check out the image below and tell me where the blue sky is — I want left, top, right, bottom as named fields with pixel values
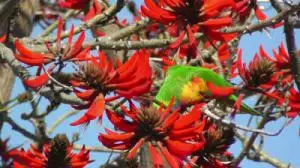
left=2, top=1, right=300, bottom=168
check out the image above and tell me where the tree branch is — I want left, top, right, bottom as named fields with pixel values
left=284, top=15, right=300, bottom=90
left=236, top=132, right=290, bottom=168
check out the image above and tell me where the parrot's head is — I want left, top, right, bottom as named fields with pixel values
left=180, top=77, right=208, bottom=105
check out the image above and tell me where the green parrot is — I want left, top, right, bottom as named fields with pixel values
left=155, top=65, right=261, bottom=115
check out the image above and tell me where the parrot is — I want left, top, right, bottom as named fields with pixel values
left=155, top=65, right=261, bottom=115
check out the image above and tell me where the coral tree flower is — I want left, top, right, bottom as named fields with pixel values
left=235, top=45, right=300, bottom=118
left=235, top=44, right=293, bottom=90
left=265, top=87, right=300, bottom=118
left=58, top=0, right=90, bottom=9
left=141, top=0, right=237, bottom=48
left=70, top=50, right=152, bottom=126
left=235, top=0, right=283, bottom=28
left=187, top=125, right=235, bottom=168
left=82, top=0, right=104, bottom=21
left=14, top=18, right=90, bottom=89
left=99, top=100, right=209, bottom=168
left=8, top=134, right=92, bottom=168
left=235, top=0, right=266, bottom=21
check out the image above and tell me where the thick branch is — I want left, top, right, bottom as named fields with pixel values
left=284, top=16, right=300, bottom=90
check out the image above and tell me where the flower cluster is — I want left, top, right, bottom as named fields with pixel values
left=141, top=0, right=237, bottom=48
left=234, top=44, right=300, bottom=118
left=235, top=43, right=293, bottom=90
left=70, top=50, right=152, bottom=125
left=99, top=99, right=235, bottom=167
left=8, top=134, right=92, bottom=168
left=15, top=18, right=90, bottom=89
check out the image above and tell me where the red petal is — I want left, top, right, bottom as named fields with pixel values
left=158, top=143, right=180, bottom=168
left=23, top=73, right=49, bottom=89
left=149, top=143, right=164, bottom=167
left=207, top=82, right=236, bottom=98
left=106, top=109, right=137, bottom=132
left=172, top=104, right=202, bottom=130
left=70, top=94, right=105, bottom=126
left=127, top=138, right=145, bottom=160
left=165, top=139, right=205, bottom=158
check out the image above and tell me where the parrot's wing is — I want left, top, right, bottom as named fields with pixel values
left=155, top=66, right=197, bottom=106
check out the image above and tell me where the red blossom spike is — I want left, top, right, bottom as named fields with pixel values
left=162, top=110, right=180, bottom=129
left=74, top=89, right=97, bottom=101
left=127, top=138, right=145, bottom=160
left=70, top=94, right=105, bottom=126
left=165, top=138, right=205, bottom=158
left=98, top=135, right=131, bottom=150
left=106, top=110, right=137, bottom=132
left=23, top=72, right=50, bottom=89
left=15, top=39, right=52, bottom=60
left=218, top=43, right=230, bottom=61
left=254, top=5, right=267, bottom=21
left=169, top=31, right=185, bottom=49
left=160, top=96, right=175, bottom=120
left=158, top=143, right=180, bottom=168
left=170, top=125, right=202, bottom=139
left=149, top=143, right=164, bottom=168
left=68, top=24, right=75, bottom=45
left=232, top=94, right=245, bottom=118
left=15, top=54, right=51, bottom=66
left=207, top=82, right=236, bottom=98
left=69, top=32, right=85, bottom=56
left=0, top=34, right=7, bottom=43
left=172, top=104, right=202, bottom=130
left=100, top=131, right=135, bottom=142
left=198, top=17, right=232, bottom=27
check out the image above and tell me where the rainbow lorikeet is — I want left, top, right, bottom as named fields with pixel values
left=155, top=65, right=261, bottom=115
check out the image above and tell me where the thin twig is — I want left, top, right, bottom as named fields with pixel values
left=47, top=109, right=79, bottom=134
left=235, top=132, right=290, bottom=168
left=231, top=101, right=278, bottom=166
left=203, top=101, right=285, bottom=136
left=4, top=116, right=40, bottom=141
left=222, top=6, right=300, bottom=34
left=73, top=144, right=123, bottom=153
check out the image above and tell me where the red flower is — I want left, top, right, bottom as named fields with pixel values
left=15, top=18, right=90, bottom=89
left=58, top=0, right=90, bottom=9
left=186, top=124, right=235, bottom=168
left=70, top=50, right=152, bottom=126
left=9, top=134, right=92, bottom=168
left=99, top=101, right=209, bottom=167
left=141, top=0, right=237, bottom=48
left=235, top=0, right=283, bottom=28
left=236, top=0, right=266, bottom=21
left=235, top=44, right=293, bottom=90
left=285, top=87, right=300, bottom=118
left=82, top=0, right=104, bottom=21
left=265, top=87, right=300, bottom=118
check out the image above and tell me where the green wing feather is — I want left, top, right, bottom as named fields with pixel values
left=155, top=65, right=261, bottom=115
